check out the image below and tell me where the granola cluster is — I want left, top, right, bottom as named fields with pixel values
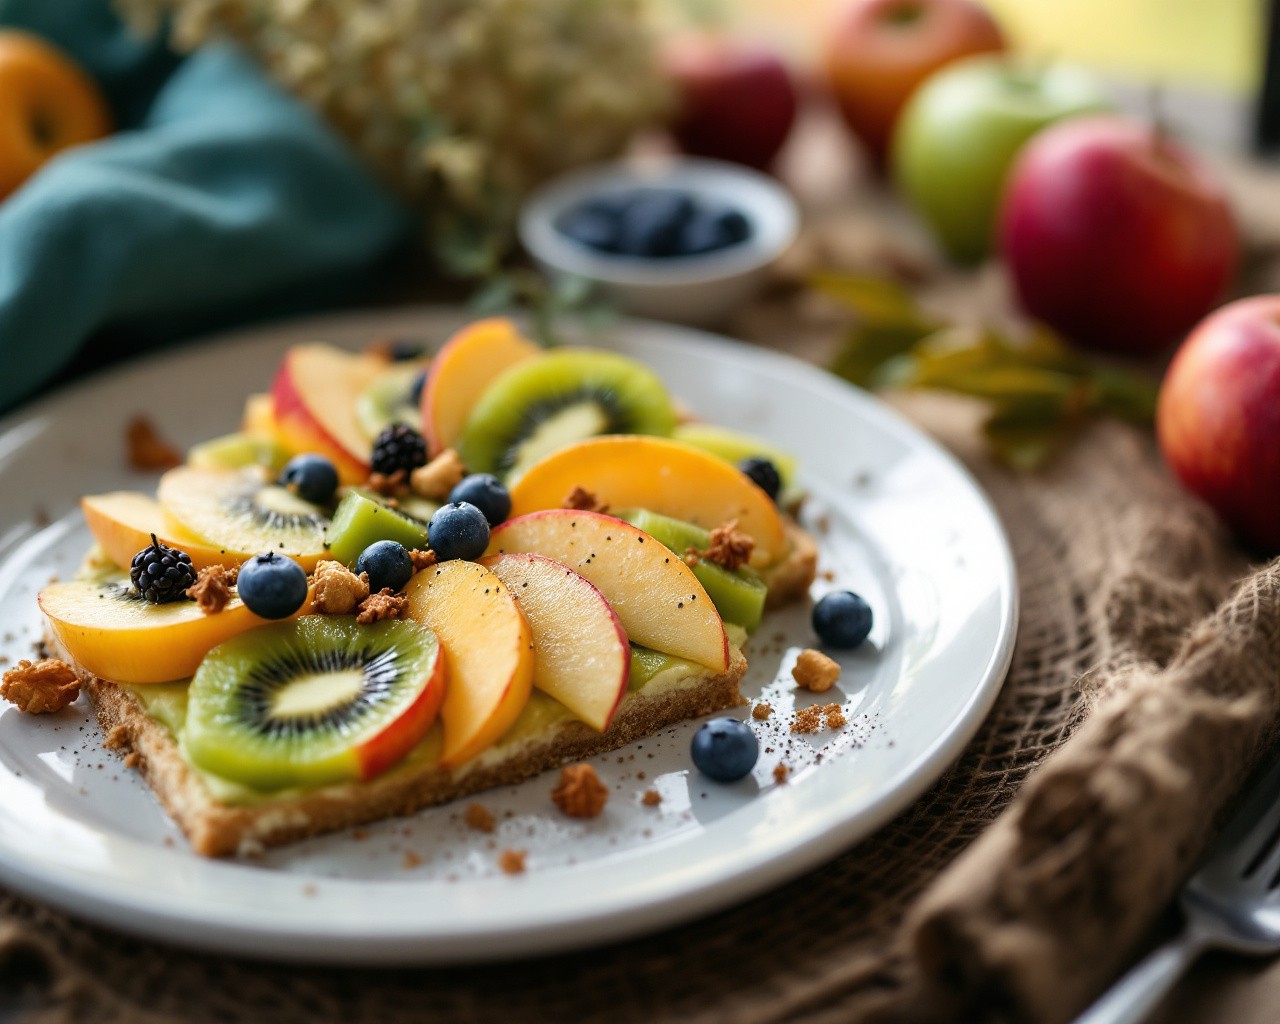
left=686, top=519, right=754, bottom=572
left=186, top=564, right=237, bottom=615
left=562, top=486, right=609, bottom=514
left=551, top=763, right=608, bottom=818
left=792, top=649, right=841, bottom=693
left=355, top=588, right=408, bottom=625
left=1, top=659, right=80, bottom=714
left=311, top=561, right=370, bottom=615
left=411, top=449, right=466, bottom=500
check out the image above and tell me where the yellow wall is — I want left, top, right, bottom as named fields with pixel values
left=732, top=0, right=1264, bottom=94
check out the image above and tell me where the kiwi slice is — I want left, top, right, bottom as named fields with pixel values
left=324, top=488, right=436, bottom=566
left=184, top=616, right=441, bottom=791
left=187, top=432, right=291, bottom=473
left=628, top=644, right=699, bottom=691
left=620, top=508, right=767, bottom=632
left=355, top=362, right=429, bottom=439
left=158, top=466, right=331, bottom=566
left=455, top=349, right=676, bottom=480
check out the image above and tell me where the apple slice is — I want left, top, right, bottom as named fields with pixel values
left=507, top=435, right=787, bottom=568
left=402, top=559, right=534, bottom=767
left=479, top=553, right=630, bottom=732
left=271, top=343, right=387, bottom=483
left=421, top=317, right=540, bottom=455
left=40, top=574, right=311, bottom=684
left=241, top=393, right=277, bottom=436
left=82, top=492, right=246, bottom=571
left=486, top=510, right=729, bottom=672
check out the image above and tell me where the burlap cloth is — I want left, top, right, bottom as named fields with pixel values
left=3, top=122, right=1279, bottom=1023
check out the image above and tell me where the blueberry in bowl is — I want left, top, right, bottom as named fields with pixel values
left=520, top=156, right=798, bottom=327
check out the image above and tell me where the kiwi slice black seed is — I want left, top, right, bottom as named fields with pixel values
left=454, top=349, right=676, bottom=480
left=184, top=616, right=441, bottom=791
left=158, top=466, right=331, bottom=561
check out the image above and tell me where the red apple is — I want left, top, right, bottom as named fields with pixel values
left=270, top=343, right=386, bottom=483
left=1157, top=296, right=1280, bottom=554
left=824, top=0, right=1005, bottom=169
left=664, top=35, right=797, bottom=171
left=1000, top=116, right=1240, bottom=355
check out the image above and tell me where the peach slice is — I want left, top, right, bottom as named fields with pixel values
left=271, top=343, right=386, bottom=483
left=241, top=393, right=277, bottom=436
left=82, top=492, right=247, bottom=571
left=479, top=553, right=630, bottom=732
left=420, top=317, right=540, bottom=455
left=507, top=435, right=787, bottom=568
left=486, top=510, right=729, bottom=672
left=39, top=576, right=311, bottom=684
left=402, top=559, right=535, bottom=767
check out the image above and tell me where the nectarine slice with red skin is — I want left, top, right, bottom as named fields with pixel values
left=486, top=510, right=730, bottom=673
left=479, top=553, right=630, bottom=732
left=420, top=317, right=540, bottom=455
left=403, top=559, right=535, bottom=767
left=82, top=491, right=247, bottom=572
left=506, top=435, right=787, bottom=568
left=39, top=578, right=313, bottom=685
left=271, top=343, right=386, bottom=484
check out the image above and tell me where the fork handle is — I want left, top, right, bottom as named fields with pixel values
left=1072, top=930, right=1205, bottom=1024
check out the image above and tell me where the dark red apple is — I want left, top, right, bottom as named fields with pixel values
left=999, top=116, right=1240, bottom=355
left=824, top=0, right=1006, bottom=169
left=664, top=36, right=797, bottom=171
left=1157, top=296, right=1280, bottom=554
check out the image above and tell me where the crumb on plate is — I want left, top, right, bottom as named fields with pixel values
left=1, top=659, right=79, bottom=714
left=552, top=763, right=608, bottom=818
left=792, top=648, right=840, bottom=692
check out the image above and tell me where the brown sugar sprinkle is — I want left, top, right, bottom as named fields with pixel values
left=355, top=588, right=408, bottom=624
left=366, top=469, right=409, bottom=497
left=752, top=703, right=773, bottom=721
left=552, top=763, right=609, bottom=818
left=464, top=802, right=497, bottom=833
left=125, top=415, right=182, bottom=471
left=410, top=449, right=466, bottom=500
left=773, top=763, right=790, bottom=785
left=791, top=703, right=846, bottom=735
left=1, top=659, right=80, bottom=714
left=641, top=789, right=662, bottom=807
left=562, top=485, right=609, bottom=514
left=186, top=564, right=236, bottom=615
left=792, top=648, right=841, bottom=693
left=402, top=851, right=423, bottom=869
left=408, top=548, right=437, bottom=573
left=498, top=849, right=527, bottom=874
left=312, top=560, right=370, bottom=615
left=688, top=519, right=754, bottom=572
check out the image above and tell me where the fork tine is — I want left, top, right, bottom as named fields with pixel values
left=1205, top=756, right=1280, bottom=875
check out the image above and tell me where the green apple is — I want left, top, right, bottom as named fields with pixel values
left=892, top=56, right=1109, bottom=264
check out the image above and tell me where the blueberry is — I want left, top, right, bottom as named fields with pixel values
left=738, top=456, right=781, bottom=502
left=236, top=552, right=309, bottom=620
left=278, top=454, right=339, bottom=505
left=389, top=338, right=426, bottom=361
left=557, top=208, right=621, bottom=253
left=812, top=591, right=873, bottom=649
left=355, top=540, right=414, bottom=593
left=616, top=189, right=696, bottom=257
left=679, top=210, right=735, bottom=255
left=715, top=208, right=751, bottom=245
left=428, top=502, right=490, bottom=562
left=448, top=474, right=511, bottom=527
left=690, top=717, right=759, bottom=782
left=409, top=369, right=427, bottom=408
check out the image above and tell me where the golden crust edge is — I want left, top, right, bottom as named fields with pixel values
left=763, top=518, right=818, bottom=610
left=76, top=646, right=748, bottom=858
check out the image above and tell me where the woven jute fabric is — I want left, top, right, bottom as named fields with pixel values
left=2, top=392, right=1274, bottom=1024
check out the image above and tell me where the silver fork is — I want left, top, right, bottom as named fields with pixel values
left=1074, top=754, right=1280, bottom=1024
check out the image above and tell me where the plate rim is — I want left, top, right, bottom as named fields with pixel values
left=0, top=306, right=1017, bottom=964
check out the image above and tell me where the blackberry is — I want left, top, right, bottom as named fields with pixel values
left=371, top=423, right=427, bottom=477
left=130, top=534, right=197, bottom=604
left=738, top=456, right=781, bottom=502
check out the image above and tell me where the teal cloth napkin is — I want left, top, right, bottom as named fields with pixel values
left=0, top=0, right=409, bottom=411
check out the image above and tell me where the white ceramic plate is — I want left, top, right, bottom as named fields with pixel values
left=0, top=308, right=1016, bottom=964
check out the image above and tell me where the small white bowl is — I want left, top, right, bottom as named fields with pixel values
left=518, top=156, right=799, bottom=328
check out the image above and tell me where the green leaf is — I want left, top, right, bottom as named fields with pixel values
left=830, top=320, right=938, bottom=388
left=810, top=272, right=938, bottom=330
left=982, top=397, right=1079, bottom=472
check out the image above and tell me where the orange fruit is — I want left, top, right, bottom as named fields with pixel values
left=0, top=31, right=111, bottom=200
